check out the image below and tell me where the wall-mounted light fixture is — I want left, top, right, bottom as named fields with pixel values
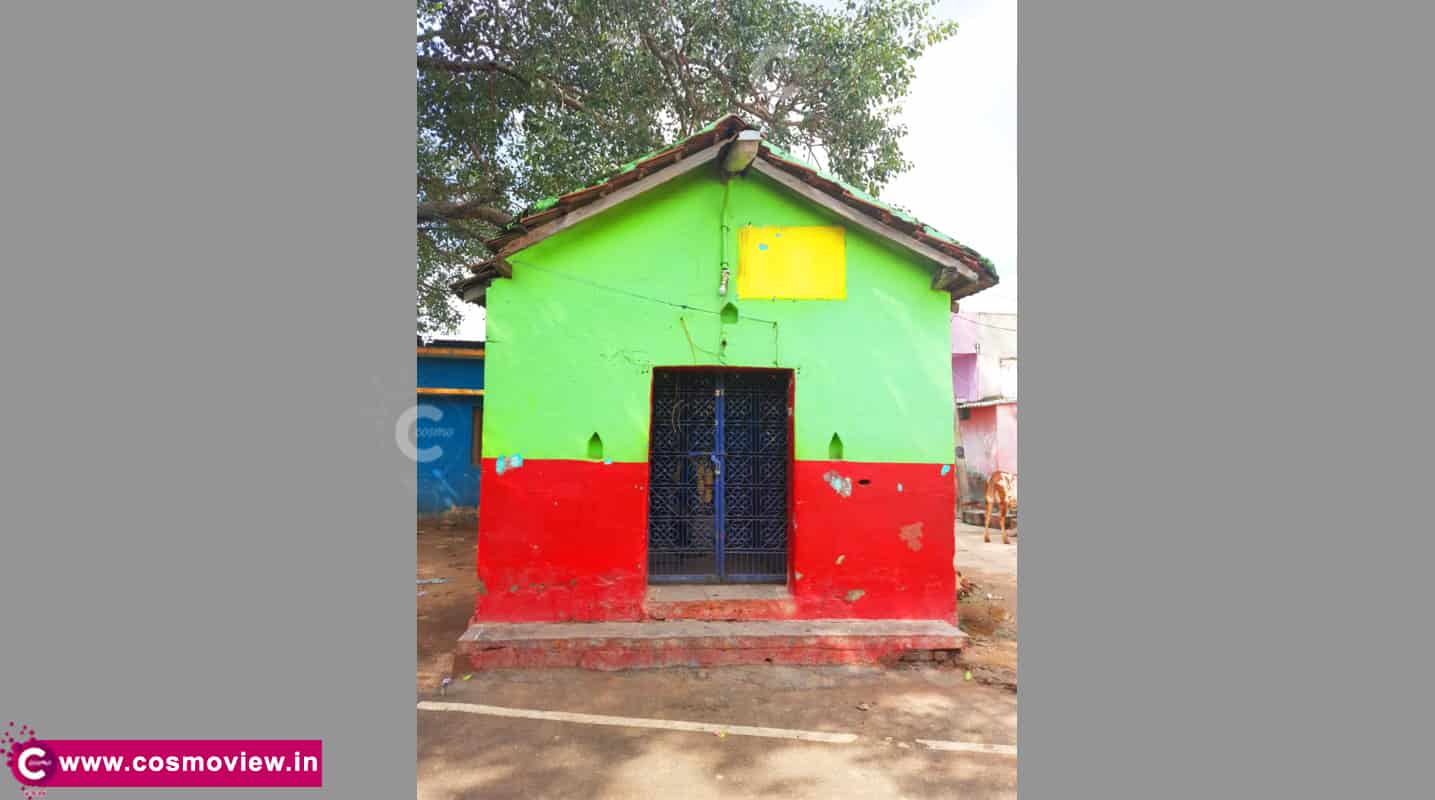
left=722, top=130, right=761, bottom=174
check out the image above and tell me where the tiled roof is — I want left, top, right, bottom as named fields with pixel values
left=455, top=112, right=997, bottom=303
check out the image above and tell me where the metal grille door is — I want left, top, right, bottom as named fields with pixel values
left=647, top=369, right=789, bottom=583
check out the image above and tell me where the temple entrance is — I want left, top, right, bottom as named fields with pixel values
left=646, top=368, right=791, bottom=583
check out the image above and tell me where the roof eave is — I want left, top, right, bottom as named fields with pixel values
left=750, top=146, right=997, bottom=286
left=451, top=271, right=492, bottom=306
left=450, top=112, right=1000, bottom=305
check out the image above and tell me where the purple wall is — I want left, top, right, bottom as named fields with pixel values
left=953, top=354, right=978, bottom=402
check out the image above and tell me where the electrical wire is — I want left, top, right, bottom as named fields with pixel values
left=954, top=313, right=1018, bottom=333
left=514, top=261, right=779, bottom=326
left=490, top=262, right=1010, bottom=370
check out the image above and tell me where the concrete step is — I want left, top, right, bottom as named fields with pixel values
left=455, top=619, right=967, bottom=671
left=642, top=584, right=797, bottom=621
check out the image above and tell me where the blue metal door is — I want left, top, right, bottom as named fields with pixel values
left=647, top=369, right=789, bottom=583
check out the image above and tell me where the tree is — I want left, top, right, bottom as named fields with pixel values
left=416, top=0, right=958, bottom=333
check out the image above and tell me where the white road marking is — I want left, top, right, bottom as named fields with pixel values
left=418, top=700, right=857, bottom=743
left=916, top=739, right=1018, bottom=757
left=418, top=700, right=1016, bottom=756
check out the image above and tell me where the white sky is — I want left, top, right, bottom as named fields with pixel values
left=883, top=0, right=1017, bottom=312
left=453, top=0, right=1015, bottom=339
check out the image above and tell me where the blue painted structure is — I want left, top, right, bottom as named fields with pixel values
left=417, top=338, right=485, bottom=515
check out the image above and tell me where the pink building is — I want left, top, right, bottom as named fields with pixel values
left=952, top=311, right=1017, bottom=502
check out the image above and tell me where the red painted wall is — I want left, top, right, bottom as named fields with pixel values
left=474, top=458, right=648, bottom=622
left=789, top=461, right=956, bottom=622
left=473, top=457, right=956, bottom=624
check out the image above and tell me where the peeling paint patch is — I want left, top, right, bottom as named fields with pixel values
left=794, top=571, right=803, bottom=581
left=940, top=464, right=952, bottom=476
left=844, top=589, right=866, bottom=603
left=899, top=522, right=924, bottom=551
left=897, top=483, right=904, bottom=492
left=496, top=454, right=525, bottom=475
left=475, top=578, right=489, bottom=596
left=822, top=470, right=853, bottom=497
left=835, top=554, right=845, bottom=565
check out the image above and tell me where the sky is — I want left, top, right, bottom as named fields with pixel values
left=453, top=0, right=1016, bottom=339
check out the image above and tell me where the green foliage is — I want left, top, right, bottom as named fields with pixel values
left=416, top=0, right=958, bottom=334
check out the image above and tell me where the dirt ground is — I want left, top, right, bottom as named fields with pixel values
left=417, top=514, right=482, bottom=693
left=416, top=515, right=1019, bottom=798
left=420, top=666, right=1017, bottom=800
left=953, top=521, right=1019, bottom=688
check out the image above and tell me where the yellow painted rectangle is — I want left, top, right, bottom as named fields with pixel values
left=736, top=225, right=846, bottom=300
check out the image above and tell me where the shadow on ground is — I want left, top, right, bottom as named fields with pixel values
left=419, top=666, right=1016, bottom=800
left=416, top=517, right=1020, bottom=798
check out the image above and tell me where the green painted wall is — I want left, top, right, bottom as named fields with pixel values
left=483, top=167, right=955, bottom=464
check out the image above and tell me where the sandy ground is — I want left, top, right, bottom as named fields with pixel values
left=417, top=515, right=482, bottom=693
left=420, top=666, right=1017, bottom=800
left=416, top=516, right=1019, bottom=799
left=953, top=522, right=1018, bottom=687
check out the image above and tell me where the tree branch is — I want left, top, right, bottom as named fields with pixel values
left=532, top=77, right=620, bottom=127
left=639, top=31, right=691, bottom=131
left=417, top=55, right=526, bottom=83
left=417, top=54, right=621, bottom=130
left=417, top=198, right=514, bottom=227
left=690, top=56, right=776, bottom=125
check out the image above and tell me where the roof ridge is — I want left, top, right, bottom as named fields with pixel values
left=460, top=110, right=998, bottom=307
left=519, top=113, right=758, bottom=219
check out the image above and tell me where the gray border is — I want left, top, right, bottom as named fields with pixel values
left=1, top=3, right=415, bottom=797
left=1022, top=0, right=1427, bottom=796
left=4, top=1, right=1431, bottom=797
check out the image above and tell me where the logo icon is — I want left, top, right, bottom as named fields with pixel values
left=398, top=404, right=445, bottom=463
left=4, top=723, right=50, bottom=798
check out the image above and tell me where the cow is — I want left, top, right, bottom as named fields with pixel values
left=983, top=471, right=1017, bottom=545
